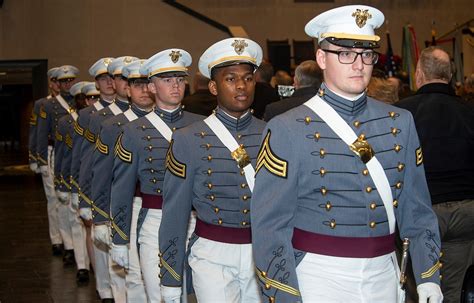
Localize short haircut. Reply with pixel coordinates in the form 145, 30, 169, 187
294, 60, 322, 88
419, 46, 452, 82
255, 61, 274, 83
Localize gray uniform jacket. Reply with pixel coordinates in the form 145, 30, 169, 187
110, 107, 203, 245
158, 108, 266, 287
36, 93, 75, 167
28, 96, 49, 165
251, 84, 442, 302
91, 105, 150, 224
54, 114, 75, 192
78, 99, 130, 211
70, 100, 110, 194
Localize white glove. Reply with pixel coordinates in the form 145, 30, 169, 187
71, 193, 79, 209
56, 191, 69, 205
161, 285, 182, 303
29, 162, 38, 173
79, 207, 92, 220
417, 282, 443, 303
111, 244, 129, 268
93, 224, 111, 246
39, 165, 49, 177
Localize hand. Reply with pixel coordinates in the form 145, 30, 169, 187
39, 165, 49, 177
29, 163, 38, 173
417, 282, 443, 303
93, 224, 111, 246
56, 191, 69, 205
79, 207, 92, 221
71, 193, 79, 209
111, 244, 129, 268
161, 285, 182, 303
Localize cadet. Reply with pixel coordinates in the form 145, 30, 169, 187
158, 38, 265, 302
92, 58, 152, 302
110, 49, 202, 303
36, 65, 78, 265
251, 5, 443, 303
28, 67, 63, 256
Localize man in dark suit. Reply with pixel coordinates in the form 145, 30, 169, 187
264, 60, 322, 121
252, 61, 280, 119
182, 72, 217, 116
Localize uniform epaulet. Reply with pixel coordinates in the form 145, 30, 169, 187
114, 133, 132, 163
95, 135, 109, 155
165, 140, 186, 178
256, 130, 288, 178
84, 129, 96, 143
29, 112, 37, 126
39, 105, 47, 119
74, 121, 84, 136
55, 130, 63, 142
65, 133, 73, 149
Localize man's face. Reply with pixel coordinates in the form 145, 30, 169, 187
49, 79, 60, 95
95, 74, 115, 96
58, 78, 77, 94
75, 94, 87, 110
208, 64, 255, 117
112, 75, 129, 99
316, 44, 374, 98
148, 76, 186, 109
127, 79, 154, 110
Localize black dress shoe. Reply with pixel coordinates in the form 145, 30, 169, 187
76, 269, 89, 284
101, 299, 114, 303
62, 249, 75, 266
52, 244, 63, 256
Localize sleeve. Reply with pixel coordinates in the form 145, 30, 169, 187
396, 113, 441, 286
53, 119, 66, 191
159, 130, 194, 287
70, 113, 87, 194
28, 99, 41, 164
110, 126, 139, 245
36, 101, 52, 166
251, 118, 302, 303
92, 122, 119, 224
59, 122, 74, 193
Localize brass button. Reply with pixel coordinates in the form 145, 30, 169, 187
156, 189, 162, 194
146, 135, 151, 140
242, 195, 249, 201
148, 145, 153, 151
159, 273, 163, 278
200, 131, 206, 138
319, 167, 326, 177
240, 170, 245, 176
396, 182, 403, 189
147, 157, 153, 163
240, 183, 247, 188
261, 271, 267, 278
319, 148, 326, 158
397, 163, 405, 172
391, 127, 398, 136
329, 219, 336, 229
314, 132, 321, 141
158, 252, 163, 257
214, 207, 219, 213
242, 209, 249, 214
393, 199, 398, 208
304, 116, 311, 124
151, 178, 157, 184
158, 263, 163, 268
269, 296, 275, 303
370, 202, 377, 210
321, 187, 327, 196
359, 133, 366, 140
366, 186, 372, 193
362, 169, 369, 176
207, 183, 213, 189
369, 221, 376, 228
206, 143, 211, 150
207, 168, 212, 176
150, 169, 155, 173
237, 134, 242, 139
218, 218, 223, 225
160, 113, 164, 117
440, 251, 444, 258
117, 122, 122, 126
439, 274, 443, 281
389, 111, 396, 118
439, 262, 443, 269
172, 127, 176, 131
209, 195, 215, 201
102, 112, 107, 116
394, 144, 401, 152
265, 283, 271, 290
241, 221, 247, 226
207, 155, 212, 161
353, 120, 361, 128
325, 201, 332, 211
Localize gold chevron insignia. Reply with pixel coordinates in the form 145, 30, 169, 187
256, 130, 288, 178
65, 134, 73, 149
111, 220, 129, 241
55, 130, 63, 142
29, 113, 37, 125
114, 133, 132, 163
416, 147, 423, 166
84, 129, 96, 143
74, 121, 84, 136
166, 140, 186, 178
421, 260, 441, 279
256, 267, 300, 297
39, 106, 47, 119
95, 135, 109, 155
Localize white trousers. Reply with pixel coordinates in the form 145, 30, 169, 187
42, 145, 62, 245
57, 198, 73, 250
68, 196, 89, 270
109, 253, 127, 303
93, 230, 113, 299
188, 238, 261, 303
296, 252, 397, 303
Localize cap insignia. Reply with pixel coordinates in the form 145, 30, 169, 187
123, 57, 133, 64
62, 67, 68, 73
170, 51, 182, 63
352, 9, 372, 28
232, 39, 248, 55
104, 58, 113, 67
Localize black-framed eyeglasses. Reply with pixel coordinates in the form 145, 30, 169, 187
58, 78, 76, 83
322, 49, 379, 65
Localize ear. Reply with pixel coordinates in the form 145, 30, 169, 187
148, 81, 157, 94
316, 49, 327, 70
95, 80, 100, 90
126, 86, 131, 98
415, 64, 424, 89
208, 80, 218, 96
